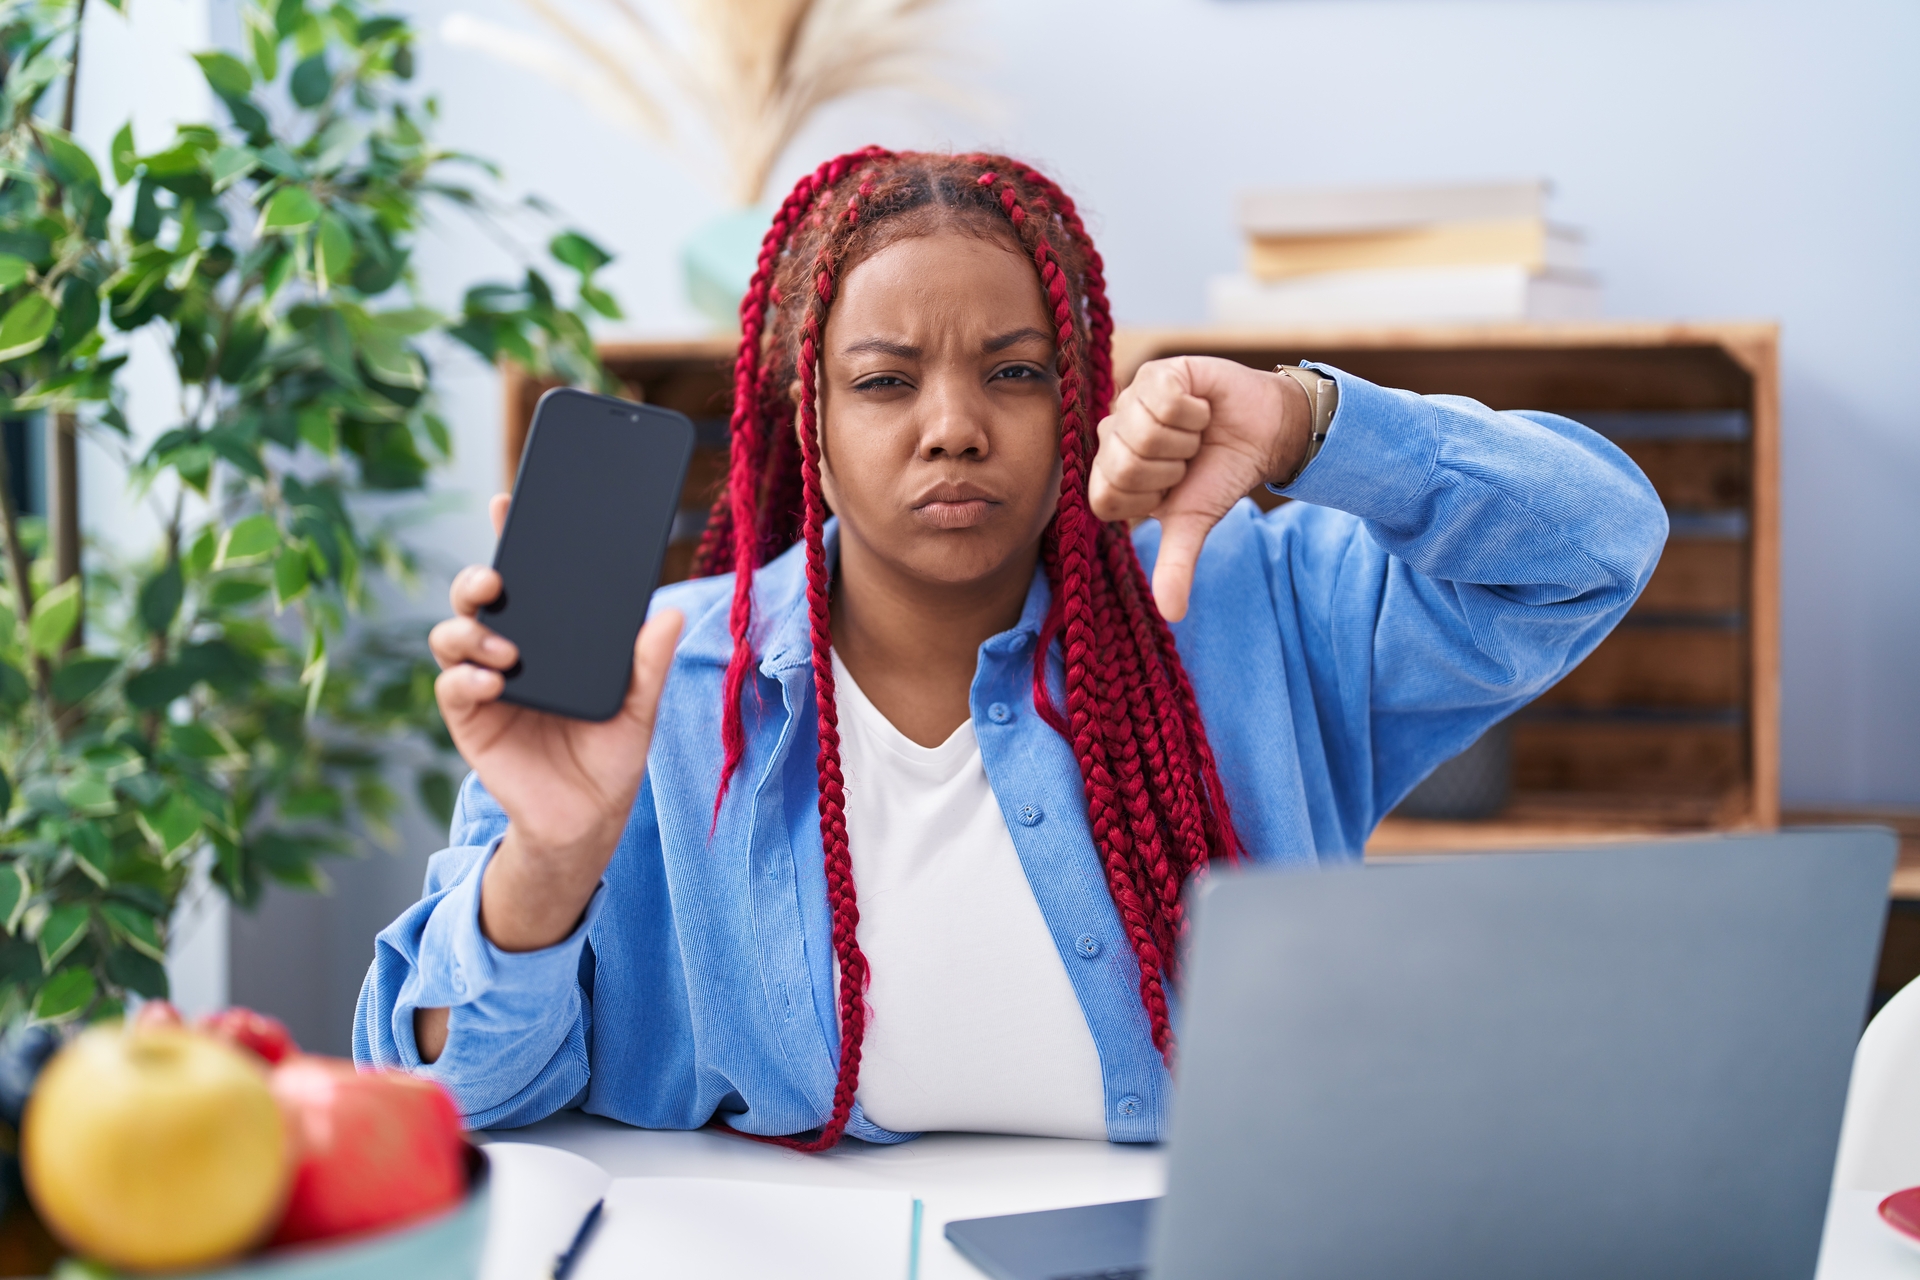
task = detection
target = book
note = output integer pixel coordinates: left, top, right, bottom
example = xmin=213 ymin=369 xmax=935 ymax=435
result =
xmin=1245 ymin=218 xmax=1585 ymax=281
xmin=479 ymin=1141 xmax=923 ymax=1280
xmin=1237 ymin=180 xmax=1550 ymax=237
xmin=1207 ymin=264 xmax=1601 ymax=326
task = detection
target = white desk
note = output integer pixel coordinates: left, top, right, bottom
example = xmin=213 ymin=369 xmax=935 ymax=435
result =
xmin=486 ymin=1114 xmax=1918 ymax=1279
xmin=485 ymin=1113 xmax=1162 ymax=1279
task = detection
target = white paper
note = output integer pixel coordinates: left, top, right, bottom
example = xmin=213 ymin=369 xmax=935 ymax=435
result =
xmin=481 ymin=1141 xmax=613 ymax=1280
xmin=574 ymin=1177 xmax=917 ymax=1280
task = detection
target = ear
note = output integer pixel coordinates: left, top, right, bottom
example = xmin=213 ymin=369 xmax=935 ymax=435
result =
xmin=788 ymin=378 xmax=803 ymax=406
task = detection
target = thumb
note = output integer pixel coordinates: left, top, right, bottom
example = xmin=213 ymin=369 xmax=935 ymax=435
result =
xmin=1151 ymin=513 xmax=1213 ymax=622
xmin=624 ymin=608 xmax=684 ymax=728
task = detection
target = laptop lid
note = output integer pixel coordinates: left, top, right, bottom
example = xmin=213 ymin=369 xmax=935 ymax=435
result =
xmin=1150 ymin=828 xmax=1895 ymax=1280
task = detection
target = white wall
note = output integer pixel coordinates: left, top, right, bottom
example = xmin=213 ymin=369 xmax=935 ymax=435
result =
xmin=400 ymin=0 xmax=1920 ymax=807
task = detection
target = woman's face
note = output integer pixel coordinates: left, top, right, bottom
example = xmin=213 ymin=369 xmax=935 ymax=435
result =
xmin=814 ymin=227 xmax=1063 ymax=591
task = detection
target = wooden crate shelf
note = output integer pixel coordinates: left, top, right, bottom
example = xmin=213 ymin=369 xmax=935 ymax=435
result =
xmin=501 ymin=320 xmax=1780 ymax=851
xmin=1110 ymin=322 xmax=1779 ymax=848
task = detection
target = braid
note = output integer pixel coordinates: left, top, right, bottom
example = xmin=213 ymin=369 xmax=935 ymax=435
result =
xmin=695 ymin=146 xmax=890 ymax=818
xmin=695 ymin=150 xmax=1240 ymax=1146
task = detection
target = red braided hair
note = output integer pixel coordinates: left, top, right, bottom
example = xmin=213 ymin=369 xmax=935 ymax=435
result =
xmin=692 ymin=151 xmax=1240 ymax=1151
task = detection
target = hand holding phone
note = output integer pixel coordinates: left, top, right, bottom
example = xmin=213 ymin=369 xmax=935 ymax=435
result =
xmin=427 ymin=390 xmax=694 ymax=953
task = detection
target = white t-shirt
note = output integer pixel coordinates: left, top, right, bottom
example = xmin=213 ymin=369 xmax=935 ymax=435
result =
xmin=831 ymin=651 xmax=1108 ymax=1139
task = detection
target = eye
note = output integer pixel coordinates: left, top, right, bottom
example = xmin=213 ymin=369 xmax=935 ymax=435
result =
xmin=853 ymin=374 xmax=908 ymax=391
xmin=991 ymin=364 xmax=1047 ymax=382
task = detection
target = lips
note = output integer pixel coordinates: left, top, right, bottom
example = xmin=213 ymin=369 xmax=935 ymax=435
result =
xmin=913 ymin=481 xmax=999 ymax=530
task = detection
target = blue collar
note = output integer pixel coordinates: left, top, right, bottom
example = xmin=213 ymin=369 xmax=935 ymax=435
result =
xmin=675 ymin=519 xmax=1053 ymax=676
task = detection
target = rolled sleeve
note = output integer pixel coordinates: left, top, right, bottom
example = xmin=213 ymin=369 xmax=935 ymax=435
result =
xmin=354 ymin=774 xmax=605 ymax=1126
xmin=1272 ymin=363 xmax=1441 ymax=520
xmin=407 ymin=838 xmax=604 ymax=1016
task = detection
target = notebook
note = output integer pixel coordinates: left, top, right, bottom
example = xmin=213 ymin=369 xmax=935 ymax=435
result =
xmin=479 ymin=1141 xmax=923 ymax=1280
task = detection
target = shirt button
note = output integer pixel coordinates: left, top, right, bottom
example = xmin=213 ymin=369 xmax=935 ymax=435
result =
xmin=1075 ymin=934 xmax=1101 ymax=958
xmin=1117 ymin=1094 xmax=1143 ymax=1117
xmin=1016 ymin=803 xmax=1043 ymax=826
xmin=987 ymin=702 xmax=1012 ymax=724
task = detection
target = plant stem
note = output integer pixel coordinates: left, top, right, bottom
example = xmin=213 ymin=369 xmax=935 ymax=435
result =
xmin=59 ymin=0 xmax=86 ymax=134
xmin=0 ymin=425 xmax=50 ymax=700
xmin=49 ymin=0 xmax=84 ymax=650
xmin=49 ymin=413 xmax=79 ymax=650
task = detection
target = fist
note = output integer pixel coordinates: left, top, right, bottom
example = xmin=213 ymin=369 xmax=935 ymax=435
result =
xmin=1089 ymin=356 xmax=1311 ymax=620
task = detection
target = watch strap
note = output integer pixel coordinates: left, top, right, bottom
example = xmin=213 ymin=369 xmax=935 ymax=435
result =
xmin=1273 ymin=364 xmax=1337 ymax=488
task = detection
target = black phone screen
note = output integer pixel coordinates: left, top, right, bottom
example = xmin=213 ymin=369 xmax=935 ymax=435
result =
xmin=480 ymin=388 xmax=696 ymax=721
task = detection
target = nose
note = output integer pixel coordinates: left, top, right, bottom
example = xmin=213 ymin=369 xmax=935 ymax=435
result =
xmin=917 ymin=370 xmax=991 ymax=461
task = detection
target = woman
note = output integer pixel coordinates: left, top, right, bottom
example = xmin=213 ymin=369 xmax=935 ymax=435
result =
xmin=355 ymin=149 xmax=1667 ymax=1149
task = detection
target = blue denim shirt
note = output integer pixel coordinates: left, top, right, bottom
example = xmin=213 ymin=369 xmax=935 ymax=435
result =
xmin=353 ymin=366 xmax=1668 ymax=1142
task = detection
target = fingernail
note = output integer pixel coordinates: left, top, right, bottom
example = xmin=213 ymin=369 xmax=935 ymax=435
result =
xmin=483 ymin=636 xmax=512 ymax=658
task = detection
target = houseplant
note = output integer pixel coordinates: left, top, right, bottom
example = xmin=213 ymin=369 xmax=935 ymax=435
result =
xmin=0 ymin=0 xmax=618 ymax=1024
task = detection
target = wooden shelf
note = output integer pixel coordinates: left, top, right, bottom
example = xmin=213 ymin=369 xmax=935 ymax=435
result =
xmin=1113 ymin=323 xmax=1780 ymax=844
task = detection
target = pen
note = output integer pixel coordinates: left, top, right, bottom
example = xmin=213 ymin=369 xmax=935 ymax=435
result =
xmin=552 ymin=1198 xmax=605 ymax=1280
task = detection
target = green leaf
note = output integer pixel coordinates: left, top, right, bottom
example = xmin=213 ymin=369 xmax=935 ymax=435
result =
xmin=296 ymin=406 xmax=336 ymax=455
xmin=32 ymin=966 xmax=94 ymax=1022
xmin=139 ymin=142 xmax=205 ymax=179
xmin=315 ymin=212 xmax=353 ymax=292
xmin=0 ymin=293 xmax=58 ymax=362
xmin=27 ymin=578 xmax=81 ymax=657
xmin=164 ymin=722 xmax=230 ymax=759
xmin=57 ymin=774 xmax=113 ymax=813
xmin=210 ymin=145 xmax=259 ymax=193
xmin=579 ymin=281 xmax=622 ymax=320
xmin=206 ymin=577 xmax=269 ymax=607
xmin=193 ymin=51 xmax=254 ymax=98
xmin=38 ymin=130 xmax=101 ymax=191
xmin=289 ymin=53 xmax=330 ymax=108
xmin=109 ymin=123 xmax=137 ymax=184
xmin=421 ymin=412 xmax=452 ymax=458
xmin=0 ymin=662 xmax=30 ymax=712
xmin=0 ymin=861 xmax=26 ymax=933
xmin=105 ymin=948 xmax=168 ymax=1000
xmin=0 ymin=255 xmax=32 ymax=290
xmin=360 ymin=333 xmax=423 ymax=389
xmin=549 ymin=231 xmax=612 ymax=276
xmin=273 ymin=546 xmax=309 ymax=607
xmin=124 ymin=663 xmax=194 ymax=709
xmin=216 ymin=514 xmax=279 ymax=567
xmin=248 ymin=15 xmax=280 ymax=81
xmin=417 ymin=770 xmax=456 ymax=826
xmin=38 ymin=903 xmax=89 ymax=969
xmin=101 ymin=902 xmax=166 ymax=962
xmin=0 ymin=764 xmax=11 ymax=821
xmin=49 ymin=655 xmax=116 ymax=704
xmin=370 ymin=306 xmax=440 ymax=336
xmin=138 ymin=559 xmax=184 ymax=634
xmin=69 ymin=821 xmax=111 ymax=886
xmin=258 ymin=185 xmax=320 ymax=233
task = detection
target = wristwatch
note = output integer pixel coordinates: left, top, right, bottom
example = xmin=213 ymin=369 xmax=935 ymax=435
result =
xmin=1272 ymin=364 xmax=1337 ymax=488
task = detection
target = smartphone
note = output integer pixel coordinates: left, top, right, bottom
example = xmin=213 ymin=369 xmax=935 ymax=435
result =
xmin=480 ymin=388 xmax=696 ymax=721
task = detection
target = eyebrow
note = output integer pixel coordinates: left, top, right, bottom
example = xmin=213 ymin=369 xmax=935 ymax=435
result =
xmin=983 ymin=327 xmax=1054 ymax=354
xmin=841 ymin=337 xmax=920 ymax=358
xmin=839 ymin=327 xmax=1056 ymax=360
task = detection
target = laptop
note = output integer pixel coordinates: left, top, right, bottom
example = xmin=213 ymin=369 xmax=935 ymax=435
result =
xmin=945 ymin=828 xmax=1896 ymax=1280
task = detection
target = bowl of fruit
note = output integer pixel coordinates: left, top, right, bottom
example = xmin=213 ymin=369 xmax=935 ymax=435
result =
xmin=14 ymin=1004 xmax=484 ymax=1279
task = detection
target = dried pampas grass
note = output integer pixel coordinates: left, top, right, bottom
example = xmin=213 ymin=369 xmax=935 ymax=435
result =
xmin=443 ymin=0 xmax=960 ymax=207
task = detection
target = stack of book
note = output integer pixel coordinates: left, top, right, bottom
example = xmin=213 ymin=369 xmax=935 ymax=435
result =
xmin=1208 ymin=180 xmax=1602 ymax=326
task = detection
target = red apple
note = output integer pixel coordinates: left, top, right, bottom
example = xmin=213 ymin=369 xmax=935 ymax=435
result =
xmin=133 ymin=1000 xmax=182 ymax=1030
xmin=198 ymin=1007 xmax=298 ymax=1065
xmin=268 ymin=1056 xmax=468 ymax=1246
